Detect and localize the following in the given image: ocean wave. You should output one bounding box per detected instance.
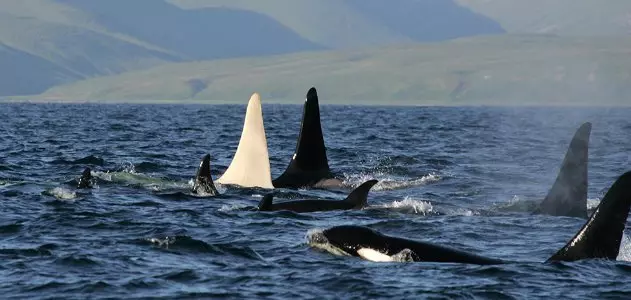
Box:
[343,173,440,191]
[617,234,631,262]
[51,155,105,166]
[42,187,77,201]
[371,197,436,215]
[155,269,200,282]
[0,223,22,234]
[586,198,601,210]
[218,204,253,212]
[369,197,476,216]
[55,254,100,267]
[0,246,53,258]
[145,235,263,260]
[94,169,189,192]
[134,161,163,173]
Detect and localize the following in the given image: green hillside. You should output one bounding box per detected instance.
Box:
[28,35,631,106]
[2,0,630,100]
[0,0,180,96]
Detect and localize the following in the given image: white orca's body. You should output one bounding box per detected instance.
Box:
[217,93,274,189]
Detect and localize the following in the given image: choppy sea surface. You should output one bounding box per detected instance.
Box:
[1,103,631,299]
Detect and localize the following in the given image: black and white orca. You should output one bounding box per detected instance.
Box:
[191,154,219,196]
[77,167,94,189]
[272,87,343,189]
[309,171,631,264]
[536,122,591,218]
[259,180,378,213]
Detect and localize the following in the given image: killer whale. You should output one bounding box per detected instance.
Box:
[272,87,342,189]
[192,154,219,196]
[309,171,631,264]
[536,122,591,218]
[259,180,378,213]
[217,93,274,189]
[77,167,94,189]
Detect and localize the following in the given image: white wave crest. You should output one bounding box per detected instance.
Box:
[617,234,631,262]
[586,198,601,210]
[344,173,440,191]
[218,204,250,212]
[379,197,435,215]
[46,187,77,201]
[94,170,189,191]
[148,236,176,248]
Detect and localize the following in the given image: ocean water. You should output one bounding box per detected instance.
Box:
[1,103,631,299]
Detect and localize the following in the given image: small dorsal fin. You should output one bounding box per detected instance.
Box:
[258,194,274,211]
[547,171,631,262]
[272,87,333,188]
[192,154,218,196]
[216,93,274,189]
[77,167,93,189]
[538,122,591,218]
[344,180,379,209]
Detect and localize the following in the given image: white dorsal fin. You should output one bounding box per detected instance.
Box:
[216,93,274,189]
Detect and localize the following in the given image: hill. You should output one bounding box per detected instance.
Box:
[456,0,631,36]
[169,0,504,48]
[2,0,631,99]
[28,35,631,106]
[0,0,504,96]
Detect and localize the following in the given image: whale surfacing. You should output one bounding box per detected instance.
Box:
[537,122,591,218]
[192,154,219,196]
[273,87,340,189]
[216,93,274,189]
[77,167,94,189]
[259,180,378,213]
[309,171,631,264]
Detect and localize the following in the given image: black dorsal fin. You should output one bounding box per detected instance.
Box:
[343,180,379,209]
[192,154,218,196]
[196,154,212,180]
[77,167,93,189]
[272,87,333,188]
[258,194,274,211]
[538,122,591,218]
[547,171,631,262]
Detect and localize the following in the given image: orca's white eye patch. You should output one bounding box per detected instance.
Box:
[357,248,393,262]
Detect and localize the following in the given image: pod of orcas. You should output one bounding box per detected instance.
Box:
[72,87,630,265]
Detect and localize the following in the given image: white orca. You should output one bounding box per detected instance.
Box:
[216,93,274,189]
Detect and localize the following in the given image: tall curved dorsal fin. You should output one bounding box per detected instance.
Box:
[192,154,219,196]
[538,122,591,218]
[272,87,333,188]
[547,171,631,262]
[216,93,274,189]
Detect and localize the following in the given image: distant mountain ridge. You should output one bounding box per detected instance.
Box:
[0,0,503,96]
[1,0,630,99]
[29,35,631,106]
